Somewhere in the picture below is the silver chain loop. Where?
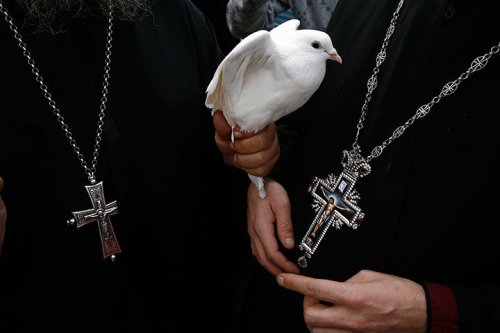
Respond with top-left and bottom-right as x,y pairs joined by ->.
353,0 -> 405,153
350,0 -> 499,163
0,1 -> 114,183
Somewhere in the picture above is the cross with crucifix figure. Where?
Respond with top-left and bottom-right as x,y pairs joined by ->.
298,169 -> 365,268
67,181 -> 121,261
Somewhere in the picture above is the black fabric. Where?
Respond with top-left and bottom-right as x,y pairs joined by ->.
0,0 -> 245,332
235,0 -> 500,332
191,0 -> 239,55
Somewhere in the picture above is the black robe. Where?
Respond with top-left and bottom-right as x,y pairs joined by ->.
235,0 -> 500,332
0,0 -> 245,332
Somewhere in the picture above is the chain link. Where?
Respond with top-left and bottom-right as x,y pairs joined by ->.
0,1 -> 114,182
349,0 -> 499,164
353,0 -> 405,153
365,42 -> 499,162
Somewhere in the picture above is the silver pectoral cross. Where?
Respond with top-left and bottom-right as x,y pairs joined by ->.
298,150 -> 370,268
67,181 -> 121,261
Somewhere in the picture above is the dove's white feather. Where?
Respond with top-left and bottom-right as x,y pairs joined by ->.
206,19 -> 337,133
206,30 -> 273,129
206,19 -> 341,197
269,17 -> 301,33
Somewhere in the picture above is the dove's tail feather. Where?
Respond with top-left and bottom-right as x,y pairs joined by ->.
248,174 -> 266,199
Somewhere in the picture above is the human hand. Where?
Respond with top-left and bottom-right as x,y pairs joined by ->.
277,270 -> 427,333
0,177 -> 7,252
247,177 -> 300,275
213,110 -> 279,176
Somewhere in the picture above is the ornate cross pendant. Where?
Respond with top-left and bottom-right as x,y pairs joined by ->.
67,181 -> 121,261
298,150 -> 370,268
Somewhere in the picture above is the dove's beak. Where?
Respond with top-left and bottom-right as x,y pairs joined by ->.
328,50 -> 342,64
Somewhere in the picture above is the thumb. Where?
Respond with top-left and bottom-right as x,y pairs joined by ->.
212,110 -> 232,139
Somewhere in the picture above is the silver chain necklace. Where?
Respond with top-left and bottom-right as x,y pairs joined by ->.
298,0 -> 500,268
0,1 -> 122,261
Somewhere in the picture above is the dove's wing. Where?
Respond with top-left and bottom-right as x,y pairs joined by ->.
205,30 -> 274,127
269,18 -> 300,36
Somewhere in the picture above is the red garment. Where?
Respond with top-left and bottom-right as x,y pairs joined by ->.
425,282 -> 459,333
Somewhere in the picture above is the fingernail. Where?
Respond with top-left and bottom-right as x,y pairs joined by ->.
276,275 -> 284,286
285,238 -> 295,248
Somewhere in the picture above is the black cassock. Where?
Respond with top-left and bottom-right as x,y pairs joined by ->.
0,0 -> 246,332
235,0 -> 500,332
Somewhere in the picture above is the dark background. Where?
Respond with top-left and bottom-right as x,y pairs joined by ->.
191,0 -> 239,55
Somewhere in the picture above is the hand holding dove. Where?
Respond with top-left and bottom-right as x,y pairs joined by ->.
206,19 -> 341,198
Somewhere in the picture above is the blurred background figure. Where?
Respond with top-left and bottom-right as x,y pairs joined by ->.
226,0 -> 339,39
272,7 -> 294,28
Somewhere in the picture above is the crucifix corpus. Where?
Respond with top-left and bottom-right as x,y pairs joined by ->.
298,152 -> 367,268
67,181 -> 121,261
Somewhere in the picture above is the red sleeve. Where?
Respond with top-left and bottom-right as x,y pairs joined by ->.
424,282 -> 459,333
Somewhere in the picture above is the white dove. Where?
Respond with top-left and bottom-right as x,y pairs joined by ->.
205,19 -> 342,198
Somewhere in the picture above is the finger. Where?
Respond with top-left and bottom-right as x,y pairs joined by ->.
231,126 -> 250,140
303,297 -> 335,328
232,124 -> 279,176
247,195 -> 285,275
307,305 -> 371,331
252,237 -> 284,276
277,273 -> 350,304
233,124 -> 276,154
214,131 -> 236,156
213,114 -> 239,169
253,212 -> 299,273
253,223 -> 299,274
248,221 -> 284,275
234,137 -> 279,165
272,190 -> 295,250
247,183 -> 298,274
222,155 -> 239,169
304,295 -> 321,308
218,146 -> 239,169
212,110 -> 232,139
304,300 -> 347,332
234,138 -> 279,177
232,150 -> 279,177
232,124 -> 272,140
303,297 -> 360,331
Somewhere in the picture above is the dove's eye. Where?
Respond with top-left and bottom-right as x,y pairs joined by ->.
311,41 -> 321,49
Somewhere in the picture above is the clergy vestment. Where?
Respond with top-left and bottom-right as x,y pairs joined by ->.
234,0 -> 500,332
0,0 -> 245,331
